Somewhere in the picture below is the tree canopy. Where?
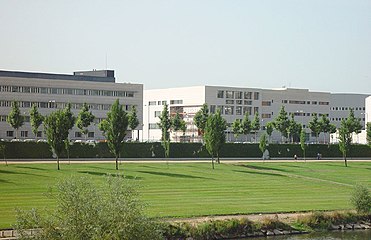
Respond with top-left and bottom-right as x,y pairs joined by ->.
29,103 -> 44,139
6,101 -> 24,138
76,103 -> 95,139
194,103 -> 209,137
274,106 -> 290,142
158,103 -> 171,157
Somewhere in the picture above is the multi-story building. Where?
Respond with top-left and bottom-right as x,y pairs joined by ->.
0,69 -> 143,141
143,86 -> 369,143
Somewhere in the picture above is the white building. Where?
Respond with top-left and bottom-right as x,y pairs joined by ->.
0,69 -> 143,141
143,86 -> 369,143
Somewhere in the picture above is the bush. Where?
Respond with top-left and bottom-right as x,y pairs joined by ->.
14,176 -> 163,240
350,184 -> 371,214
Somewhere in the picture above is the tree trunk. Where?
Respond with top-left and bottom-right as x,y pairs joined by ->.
115,156 -> 119,170
217,153 -> 220,164
57,156 -> 60,170
211,156 -> 214,169
344,154 -> 347,167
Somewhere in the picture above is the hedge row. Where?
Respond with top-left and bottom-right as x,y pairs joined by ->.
1,142 -> 370,159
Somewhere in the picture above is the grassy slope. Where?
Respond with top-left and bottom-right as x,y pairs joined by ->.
0,161 -> 370,229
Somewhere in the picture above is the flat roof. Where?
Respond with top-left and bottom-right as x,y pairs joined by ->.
0,70 -> 115,83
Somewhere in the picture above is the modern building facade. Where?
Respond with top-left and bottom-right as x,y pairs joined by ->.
143,86 -> 369,143
0,69 -> 143,141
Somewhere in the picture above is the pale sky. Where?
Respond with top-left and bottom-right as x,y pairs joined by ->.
1,0 -> 370,94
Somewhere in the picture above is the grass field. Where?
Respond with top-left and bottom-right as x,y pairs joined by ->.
0,161 -> 370,229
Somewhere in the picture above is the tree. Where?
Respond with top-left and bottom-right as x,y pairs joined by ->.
15,176 -> 163,240
287,113 -> 302,143
232,119 -> 241,140
308,114 -> 321,143
319,114 -> 331,144
204,109 -> 226,169
259,133 -> 268,159
128,106 -> 140,141
346,108 -> 362,136
339,119 -> 352,167
300,129 -> 307,162
251,112 -> 260,143
194,103 -> 209,138
274,106 -> 290,142
44,109 -> 73,170
6,101 -> 24,139
171,112 -> 184,142
265,122 -> 274,143
240,112 -> 251,142
158,103 -> 171,158
29,104 -> 44,140
367,122 -> 371,146
350,184 -> 371,214
76,103 -> 95,141
99,99 -> 129,170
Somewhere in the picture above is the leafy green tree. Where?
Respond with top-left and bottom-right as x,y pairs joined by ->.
259,133 -> 268,156
287,113 -> 302,143
15,176 -> 163,240
308,114 -> 321,143
346,108 -> 363,135
251,112 -> 260,143
265,121 -> 274,143
240,112 -> 251,142
76,103 -> 95,141
99,99 -> 129,170
339,119 -> 352,167
29,104 -> 44,140
319,114 -> 336,144
128,106 -> 140,141
350,184 -> 371,214
194,103 -> 209,137
6,101 -> 24,139
171,112 -> 185,142
158,103 -> 171,158
232,119 -> 241,140
44,109 -> 73,170
274,106 -> 290,142
204,109 -> 226,169
300,129 -> 307,162
367,122 -> 371,146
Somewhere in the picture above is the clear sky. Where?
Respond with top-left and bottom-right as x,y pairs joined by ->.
1,0 -> 370,93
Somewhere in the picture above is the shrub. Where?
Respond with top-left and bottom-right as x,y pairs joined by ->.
14,176 -> 163,240
350,184 -> 371,214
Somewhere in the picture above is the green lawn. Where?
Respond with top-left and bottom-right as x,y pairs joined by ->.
0,161 -> 370,229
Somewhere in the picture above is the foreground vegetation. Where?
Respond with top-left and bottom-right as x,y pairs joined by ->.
0,161 -> 370,229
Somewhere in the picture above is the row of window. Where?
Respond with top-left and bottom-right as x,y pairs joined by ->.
225,100 -> 253,105
5,130 -> 95,138
209,105 -> 259,116
217,90 -> 260,100
331,107 -> 365,111
0,115 -> 106,124
148,100 -> 183,106
0,100 -> 134,112
0,85 -> 135,97
281,100 -> 329,105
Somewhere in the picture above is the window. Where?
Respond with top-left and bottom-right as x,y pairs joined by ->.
210,105 -> 216,113
243,107 -> 252,115
88,132 -> 95,138
225,100 -> 234,104
282,100 -> 288,104
225,106 -> 234,115
217,105 -> 224,114
254,92 -> 259,100
319,101 -> 329,105
244,100 -> 252,105
149,123 -> 160,129
312,101 -> 317,105
236,106 -> 242,115
236,100 -> 242,105
254,107 -> 259,114
6,131 -> 14,137
244,92 -> 252,99
148,101 -> 156,106
162,100 -> 167,105
261,113 -> 272,118
289,100 -> 306,104
154,111 -> 161,117
21,131 -> 28,138
217,90 -> 224,98
75,132 -> 82,138
262,101 -> 271,106
37,131 -> 42,137
235,91 -> 243,99
226,91 -> 234,99
170,100 -> 183,104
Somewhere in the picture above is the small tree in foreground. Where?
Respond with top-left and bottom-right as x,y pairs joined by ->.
14,176 -> 162,240
158,103 -> 171,158
194,103 -> 209,138
29,104 -> 44,140
259,133 -> 268,161
300,129 -> 307,162
99,99 -> 129,170
128,106 -> 140,141
76,103 -> 95,141
350,184 -> 371,214
204,109 -> 226,169
6,101 -> 24,139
